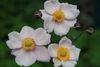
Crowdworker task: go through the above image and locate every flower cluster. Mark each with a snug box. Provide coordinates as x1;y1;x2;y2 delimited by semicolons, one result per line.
6;0;82;67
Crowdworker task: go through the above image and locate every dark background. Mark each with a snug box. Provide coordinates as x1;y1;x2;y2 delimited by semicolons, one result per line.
0;0;100;67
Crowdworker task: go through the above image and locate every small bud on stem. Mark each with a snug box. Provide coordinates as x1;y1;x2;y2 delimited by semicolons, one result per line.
70;35;76;40
34;10;42;18
86;27;94;35
74;23;81;30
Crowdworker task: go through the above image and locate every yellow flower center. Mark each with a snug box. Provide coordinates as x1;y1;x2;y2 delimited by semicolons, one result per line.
60;50;66;57
22;38;36;51
53;10;65;23
57;47;70;61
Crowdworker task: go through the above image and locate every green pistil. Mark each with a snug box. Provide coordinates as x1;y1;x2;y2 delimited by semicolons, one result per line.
25;40;32;47
60;50;66;57
56;13;62;19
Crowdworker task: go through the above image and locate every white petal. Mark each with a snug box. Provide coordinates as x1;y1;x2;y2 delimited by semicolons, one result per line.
8;31;23;42
54;22;70;36
61;7;80;20
59;37;72;48
20;26;34;38
11;48;22;56
44;0;60;14
44;16;55;33
53;58;61;67
61;3;77;10
15;50;36;66
33;46;50;62
48;44;58;57
36;34;51;45
40;10;50;20
32;28;46;41
50;0;59;3
63;19;77;27
69;46;81;61
32;28;46;42
69;4;77;9
62;60;77;67
6;40;21;49
60;3;69;9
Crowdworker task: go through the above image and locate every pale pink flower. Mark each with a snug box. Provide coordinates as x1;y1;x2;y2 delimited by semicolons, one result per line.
48;37;80;67
6;26;51;66
40;0;80;36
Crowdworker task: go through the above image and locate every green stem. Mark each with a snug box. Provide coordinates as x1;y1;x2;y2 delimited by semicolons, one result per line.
40;19;43;25
66;28;73;36
73;31;84;43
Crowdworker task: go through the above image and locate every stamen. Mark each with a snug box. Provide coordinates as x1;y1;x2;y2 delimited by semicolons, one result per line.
57;47;70;61
22;38;36;51
53;10;65;23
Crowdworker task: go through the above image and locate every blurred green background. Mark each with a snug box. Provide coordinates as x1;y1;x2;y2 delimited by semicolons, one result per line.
0;0;99;67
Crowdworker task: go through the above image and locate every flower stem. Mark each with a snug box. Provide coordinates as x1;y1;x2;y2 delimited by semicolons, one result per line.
73;31;84;43
40;19;43;27
66;28;73;36
41;19;43;23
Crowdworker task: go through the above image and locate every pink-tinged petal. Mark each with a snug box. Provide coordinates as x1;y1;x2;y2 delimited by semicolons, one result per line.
6;40;21;49
32;28;46;42
15;49;36;66
53;58;61;67
44;16;55;33
40;10;50;20
20;26;34;38
60;3;69;9
69;46;81;61
36;34;51;45
50;0;59;3
54;22;70;36
59;37;72;48
63;19;77;27
62;9;80;20
69;4;77;9
33;46;50;62
61;3;77;10
11;48;22;56
8;31;23;42
48;44;58;57
44;0;60;14
62;60;77;67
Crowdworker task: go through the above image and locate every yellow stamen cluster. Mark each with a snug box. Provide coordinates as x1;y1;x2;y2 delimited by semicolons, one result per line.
57;47;70;61
53;10;65;23
22;38;36;51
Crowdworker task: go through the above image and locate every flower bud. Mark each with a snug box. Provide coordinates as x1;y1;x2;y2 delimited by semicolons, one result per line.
86;27;94;35
70;35;76;40
74;23;81;30
34;10;42;18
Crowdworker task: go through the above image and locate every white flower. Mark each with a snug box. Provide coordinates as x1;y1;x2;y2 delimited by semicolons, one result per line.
6;26;51;66
40;0;80;36
48;36;80;67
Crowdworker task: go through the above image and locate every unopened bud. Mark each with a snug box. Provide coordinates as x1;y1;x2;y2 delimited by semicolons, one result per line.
86;27;94;35
74;23;81;30
34;10;42;18
70;35;76;40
